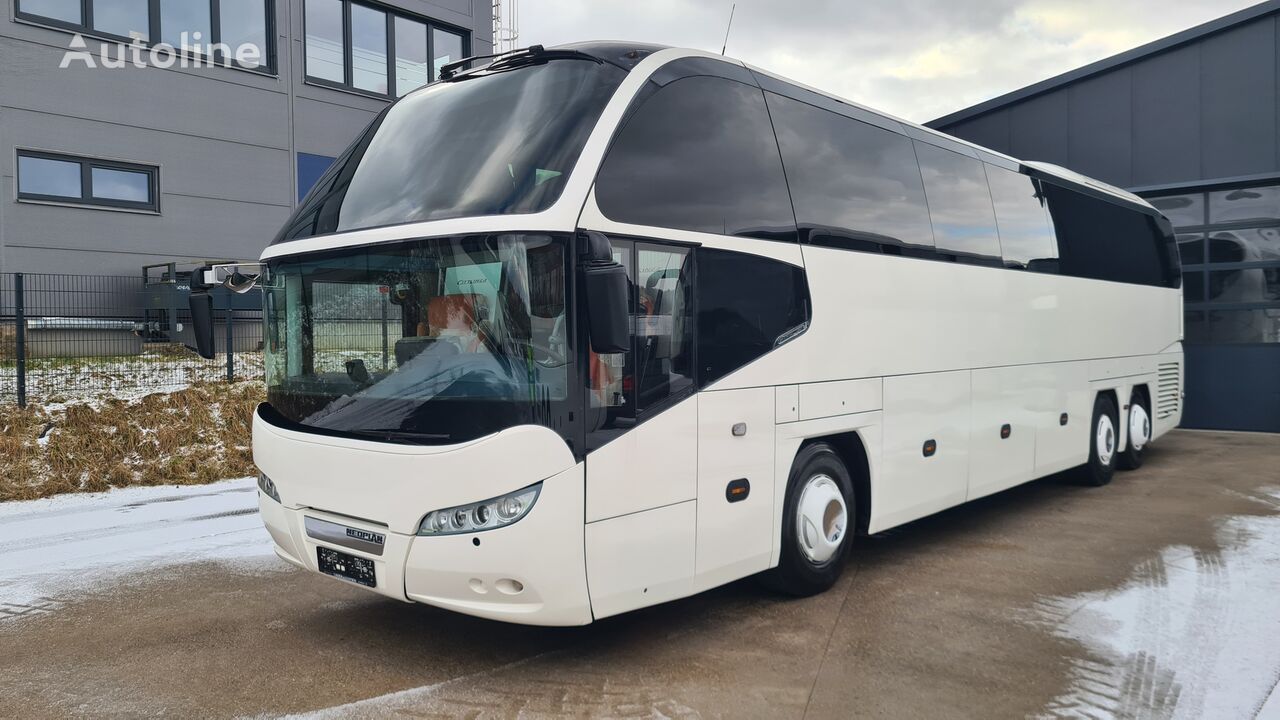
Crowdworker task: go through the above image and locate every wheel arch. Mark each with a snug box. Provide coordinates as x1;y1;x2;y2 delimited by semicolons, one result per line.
1097;387;1120;415
1124;381;1152;453
798;431;872;536
1130;382;1152;413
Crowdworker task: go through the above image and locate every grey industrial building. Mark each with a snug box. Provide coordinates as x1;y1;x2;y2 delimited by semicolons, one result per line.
931;1;1280;433
0;0;492;276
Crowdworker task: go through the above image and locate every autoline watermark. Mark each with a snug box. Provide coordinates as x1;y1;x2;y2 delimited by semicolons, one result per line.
59;32;262;69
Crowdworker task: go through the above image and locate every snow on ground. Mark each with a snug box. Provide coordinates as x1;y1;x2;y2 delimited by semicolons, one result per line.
0;352;264;408
1034;487;1280;719
0;477;275;622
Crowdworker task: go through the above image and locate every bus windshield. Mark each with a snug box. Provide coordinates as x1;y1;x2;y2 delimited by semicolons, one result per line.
262;234;573;445
274;58;627;243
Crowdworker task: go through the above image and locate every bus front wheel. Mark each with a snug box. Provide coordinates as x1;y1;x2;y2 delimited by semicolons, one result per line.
1080;394;1119;487
763;442;855;597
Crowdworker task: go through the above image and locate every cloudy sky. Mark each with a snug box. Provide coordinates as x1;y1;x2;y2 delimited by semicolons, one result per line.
520;0;1259;123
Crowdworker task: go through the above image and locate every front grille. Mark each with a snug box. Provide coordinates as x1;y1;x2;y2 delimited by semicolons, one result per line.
1156;362;1180;419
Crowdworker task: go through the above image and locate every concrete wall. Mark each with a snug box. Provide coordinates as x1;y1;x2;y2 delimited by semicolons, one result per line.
0;0;492;277
933;11;1280;191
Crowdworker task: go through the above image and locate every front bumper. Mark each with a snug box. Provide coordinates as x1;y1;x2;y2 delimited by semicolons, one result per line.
257;463;593;626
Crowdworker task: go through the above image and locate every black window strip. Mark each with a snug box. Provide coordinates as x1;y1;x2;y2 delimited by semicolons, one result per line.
148;0;161;49
342;0;353;87
384;10;395;97
209;0;223;62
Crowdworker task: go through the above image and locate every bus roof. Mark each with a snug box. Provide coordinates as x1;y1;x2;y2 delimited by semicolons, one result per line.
430;41;1161;219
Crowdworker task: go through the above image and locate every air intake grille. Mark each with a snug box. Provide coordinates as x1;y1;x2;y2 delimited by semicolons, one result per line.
1156;362;1180;419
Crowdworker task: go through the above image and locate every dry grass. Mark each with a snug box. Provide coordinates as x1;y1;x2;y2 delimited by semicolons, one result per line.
0;382;263;502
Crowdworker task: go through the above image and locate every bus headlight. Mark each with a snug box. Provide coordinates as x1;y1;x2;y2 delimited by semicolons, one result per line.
417;484;541;536
257;472;281;503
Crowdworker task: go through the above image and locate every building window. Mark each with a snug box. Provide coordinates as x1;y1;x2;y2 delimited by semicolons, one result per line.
393;16;427;96
296;152;336;202
303;0;468;98
159;0;211;50
15;0;274;72
17;150;159;212
1149;185;1280;344
94;0;149;40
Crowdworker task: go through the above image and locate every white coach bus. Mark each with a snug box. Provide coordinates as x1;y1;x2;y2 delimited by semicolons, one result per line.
191;43;1184;625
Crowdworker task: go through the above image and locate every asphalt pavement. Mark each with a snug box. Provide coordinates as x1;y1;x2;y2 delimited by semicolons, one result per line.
1;429;1278;719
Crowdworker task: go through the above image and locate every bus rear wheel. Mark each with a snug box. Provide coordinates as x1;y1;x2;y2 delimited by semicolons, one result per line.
1117;391;1150;471
1079;394;1119;487
763;442;854;597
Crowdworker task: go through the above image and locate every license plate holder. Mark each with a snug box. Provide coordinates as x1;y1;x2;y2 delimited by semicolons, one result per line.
317;546;377;588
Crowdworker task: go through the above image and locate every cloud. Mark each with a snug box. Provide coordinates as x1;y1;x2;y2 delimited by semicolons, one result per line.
520;0;1260;122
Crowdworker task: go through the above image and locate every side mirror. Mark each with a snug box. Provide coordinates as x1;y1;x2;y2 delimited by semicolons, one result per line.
209;262;264;294
580;231;629;354
189;289;216;359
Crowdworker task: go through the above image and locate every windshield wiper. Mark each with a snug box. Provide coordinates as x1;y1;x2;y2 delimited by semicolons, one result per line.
347;429;453;443
440;44;602;81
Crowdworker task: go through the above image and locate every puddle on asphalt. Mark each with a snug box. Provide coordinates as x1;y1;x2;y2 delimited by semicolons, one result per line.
1028;488;1280;719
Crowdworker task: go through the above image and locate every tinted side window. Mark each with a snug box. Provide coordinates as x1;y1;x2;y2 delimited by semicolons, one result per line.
914;142;1001;263
697;248;808;385
596;76;796;241
766;92;934;252
985;165;1059;271
1044;183;1172;287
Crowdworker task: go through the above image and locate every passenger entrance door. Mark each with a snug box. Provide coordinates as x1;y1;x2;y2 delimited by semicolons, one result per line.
695;387;775;590
581;240;700;619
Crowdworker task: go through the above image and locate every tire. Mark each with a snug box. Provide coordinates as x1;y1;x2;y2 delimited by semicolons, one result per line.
1079;394;1119;487
1117;390;1151;471
762;442;855;597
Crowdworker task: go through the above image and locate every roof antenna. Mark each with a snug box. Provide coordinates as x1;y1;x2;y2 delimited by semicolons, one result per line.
720;3;736;55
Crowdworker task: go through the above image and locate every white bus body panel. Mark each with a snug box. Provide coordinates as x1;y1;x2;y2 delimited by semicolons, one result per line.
1028;362;1094;478
403;464;591;626
584;395;697;523
253;413;594;625
967;365;1043;502
694;387;776;589
253;417;575;534
582;387;779;618
876;371;972;531
585;500;696;619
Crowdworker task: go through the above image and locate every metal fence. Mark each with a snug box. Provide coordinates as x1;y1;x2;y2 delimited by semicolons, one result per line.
1;272;263;407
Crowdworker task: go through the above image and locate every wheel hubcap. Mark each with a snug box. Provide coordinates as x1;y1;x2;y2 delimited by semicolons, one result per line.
796;474;848;565
1097;414;1116;466
1129;403;1150;451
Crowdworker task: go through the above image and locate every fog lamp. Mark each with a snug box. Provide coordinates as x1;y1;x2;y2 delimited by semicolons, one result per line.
257;472;281;503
